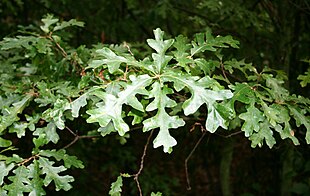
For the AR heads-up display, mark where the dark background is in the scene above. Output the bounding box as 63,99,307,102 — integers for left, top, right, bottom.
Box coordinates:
1,0,310,195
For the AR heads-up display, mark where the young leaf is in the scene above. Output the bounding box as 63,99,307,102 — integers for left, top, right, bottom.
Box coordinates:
38,157,74,191
0,162,14,185
143,82,185,153
40,14,59,33
109,176,123,196
147,28,174,73
53,19,84,31
87,75,153,136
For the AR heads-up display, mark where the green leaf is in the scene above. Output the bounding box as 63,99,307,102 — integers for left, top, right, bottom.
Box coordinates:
38,157,74,191
172,35,193,72
53,19,84,31
297,67,310,87
147,28,174,73
0,162,14,186
39,149,84,169
162,72,233,132
70,94,88,118
151,192,163,196
263,74,289,101
147,28,174,55
288,105,310,144
9,122,28,138
4,166,31,195
229,83,256,104
0,95,32,133
28,161,46,196
42,99,69,130
239,105,265,137
33,122,59,145
0,138,12,148
190,30,239,57
249,120,276,148
143,82,185,153
109,176,123,196
0,36,39,50
40,14,59,33
87,74,153,136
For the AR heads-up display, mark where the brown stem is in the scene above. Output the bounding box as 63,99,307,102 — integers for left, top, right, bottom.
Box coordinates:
47,33,68,58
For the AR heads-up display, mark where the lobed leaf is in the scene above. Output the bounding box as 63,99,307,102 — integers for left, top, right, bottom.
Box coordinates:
143,82,185,153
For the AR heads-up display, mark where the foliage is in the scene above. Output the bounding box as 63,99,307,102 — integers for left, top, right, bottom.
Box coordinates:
0,10,309,195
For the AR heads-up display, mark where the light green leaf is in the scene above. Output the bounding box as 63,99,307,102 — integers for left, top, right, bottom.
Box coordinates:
70,94,88,118
109,176,123,196
147,28,174,73
151,192,163,196
147,28,174,54
39,149,84,169
190,30,239,57
162,72,233,132
87,48,127,73
143,82,185,153
239,105,265,137
38,157,74,191
87,75,153,136
0,162,14,186
40,14,59,33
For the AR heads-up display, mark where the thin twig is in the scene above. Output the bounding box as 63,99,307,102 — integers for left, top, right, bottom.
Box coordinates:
129,130,154,196
185,123,208,190
64,126,101,149
215,131,243,138
47,33,68,58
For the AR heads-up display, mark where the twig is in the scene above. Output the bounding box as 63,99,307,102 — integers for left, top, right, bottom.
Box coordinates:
129,130,154,196
215,131,242,138
185,123,208,190
18,154,39,166
47,33,68,58
64,126,101,149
